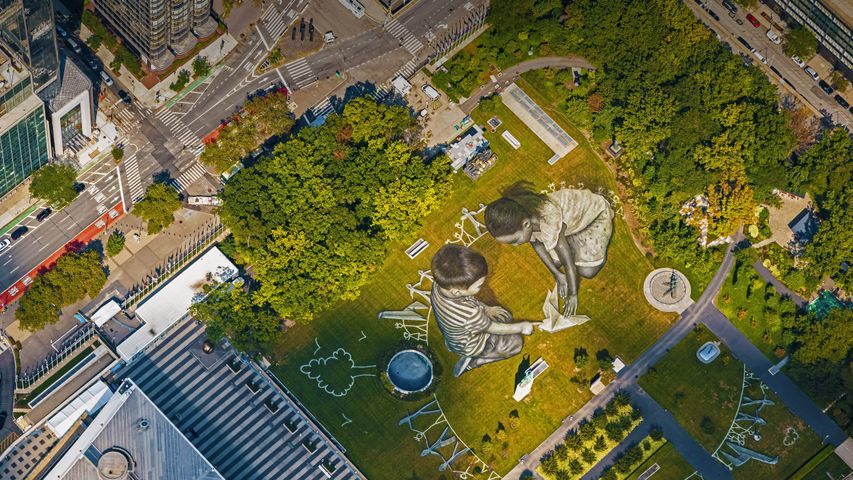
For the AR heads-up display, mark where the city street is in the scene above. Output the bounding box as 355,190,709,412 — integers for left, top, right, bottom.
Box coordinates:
689,0,852,127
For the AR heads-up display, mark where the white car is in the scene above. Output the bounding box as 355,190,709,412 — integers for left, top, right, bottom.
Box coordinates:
751,48,768,65
766,29,781,45
0,238,10,252
804,66,820,81
791,55,805,67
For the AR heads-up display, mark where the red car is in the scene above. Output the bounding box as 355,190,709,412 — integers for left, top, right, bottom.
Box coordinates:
746,13,760,27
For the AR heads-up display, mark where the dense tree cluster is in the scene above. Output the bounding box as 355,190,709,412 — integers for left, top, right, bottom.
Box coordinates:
220,98,452,322
29,163,78,208
133,183,182,234
200,91,295,173
16,250,107,331
189,282,280,353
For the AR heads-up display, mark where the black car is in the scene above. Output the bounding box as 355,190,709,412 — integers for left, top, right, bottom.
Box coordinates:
737,36,751,50
818,80,834,95
74,182,86,193
118,90,132,104
11,226,28,240
835,94,850,109
36,208,52,222
708,9,720,21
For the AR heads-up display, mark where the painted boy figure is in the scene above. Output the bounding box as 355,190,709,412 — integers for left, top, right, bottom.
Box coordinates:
431,245,536,378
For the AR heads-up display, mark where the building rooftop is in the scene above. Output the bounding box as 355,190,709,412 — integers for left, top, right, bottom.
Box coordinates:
117,247,237,362
119,320,363,480
0,42,29,97
448,125,489,170
38,56,92,114
820,0,852,33
43,379,224,480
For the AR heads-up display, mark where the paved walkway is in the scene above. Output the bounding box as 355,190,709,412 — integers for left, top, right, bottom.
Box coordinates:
459,56,593,114
751,259,807,307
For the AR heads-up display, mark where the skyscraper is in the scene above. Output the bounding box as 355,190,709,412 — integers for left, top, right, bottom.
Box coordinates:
0,0,60,93
95,0,219,72
0,44,50,199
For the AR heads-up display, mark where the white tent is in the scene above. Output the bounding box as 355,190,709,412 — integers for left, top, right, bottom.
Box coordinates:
89,300,121,327
46,380,112,438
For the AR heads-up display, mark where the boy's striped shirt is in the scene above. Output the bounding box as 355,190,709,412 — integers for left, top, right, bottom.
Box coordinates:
431,285,490,356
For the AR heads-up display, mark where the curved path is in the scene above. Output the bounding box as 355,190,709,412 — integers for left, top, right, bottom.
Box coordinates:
507,229,850,479
458,56,594,114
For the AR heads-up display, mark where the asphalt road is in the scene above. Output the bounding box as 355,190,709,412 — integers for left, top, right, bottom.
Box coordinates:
180,0,482,138
690,0,852,127
0,162,124,296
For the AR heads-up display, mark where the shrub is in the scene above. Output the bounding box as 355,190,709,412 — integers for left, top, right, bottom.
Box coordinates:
554,443,568,461
565,432,583,450
593,435,607,451
106,231,125,257
701,416,715,434
649,427,663,441
579,422,597,441
170,69,191,92
568,458,583,474
581,447,596,464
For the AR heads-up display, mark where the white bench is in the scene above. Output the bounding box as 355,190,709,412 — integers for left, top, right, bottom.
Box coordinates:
405,238,429,259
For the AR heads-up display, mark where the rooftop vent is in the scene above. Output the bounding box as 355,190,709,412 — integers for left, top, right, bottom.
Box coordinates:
97,450,129,480
136,418,150,432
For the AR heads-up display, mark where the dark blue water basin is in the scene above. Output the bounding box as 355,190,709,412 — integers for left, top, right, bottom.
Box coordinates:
387,350,433,393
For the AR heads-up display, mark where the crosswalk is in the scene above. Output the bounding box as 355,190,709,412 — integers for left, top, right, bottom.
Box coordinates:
284,58,315,89
169,162,209,192
394,58,421,80
261,5,288,42
154,109,204,156
124,151,144,202
114,108,140,131
385,19,423,56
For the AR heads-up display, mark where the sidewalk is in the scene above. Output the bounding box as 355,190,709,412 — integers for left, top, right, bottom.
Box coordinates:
0,182,38,236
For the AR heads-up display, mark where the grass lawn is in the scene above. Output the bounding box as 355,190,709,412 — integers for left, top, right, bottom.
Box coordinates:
800,450,853,480
265,82,676,478
716,258,795,360
638,325,742,452
625,442,695,480
519,72,721,298
470,100,554,167
639,326,824,479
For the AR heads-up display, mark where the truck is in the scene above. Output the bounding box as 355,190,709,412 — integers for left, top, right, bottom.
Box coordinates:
421,84,441,101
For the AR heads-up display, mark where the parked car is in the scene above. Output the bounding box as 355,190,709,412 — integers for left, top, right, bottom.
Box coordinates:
11,226,28,240
818,80,834,95
722,0,737,15
87,57,100,71
118,90,132,104
746,13,760,27
804,66,820,81
751,48,768,65
0,238,10,252
65,38,81,54
737,36,752,50
834,94,850,109
100,70,113,87
791,55,805,67
56,25,67,38
36,208,52,222
766,29,781,44
73,182,86,193
708,9,720,21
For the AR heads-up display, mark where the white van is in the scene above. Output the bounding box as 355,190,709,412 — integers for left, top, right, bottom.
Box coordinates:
751,48,767,65
66,38,81,54
766,29,781,45
100,70,114,87
421,84,441,101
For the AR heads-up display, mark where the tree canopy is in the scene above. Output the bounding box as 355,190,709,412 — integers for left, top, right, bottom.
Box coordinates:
16,250,107,331
189,283,280,352
29,163,78,208
133,183,181,234
784,26,818,59
200,91,295,173
220,99,451,322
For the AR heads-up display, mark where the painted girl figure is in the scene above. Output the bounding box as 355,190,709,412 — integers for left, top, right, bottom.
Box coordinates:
484,183,614,315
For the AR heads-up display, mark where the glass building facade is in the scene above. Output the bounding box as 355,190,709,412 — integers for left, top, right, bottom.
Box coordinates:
772,0,852,71
0,104,49,198
0,0,59,92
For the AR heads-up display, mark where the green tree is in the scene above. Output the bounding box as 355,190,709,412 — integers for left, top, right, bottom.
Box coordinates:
830,71,849,91
581,447,596,464
785,26,818,59
30,163,78,208
16,250,106,331
342,97,416,148
220,104,450,322
189,284,281,352
106,231,125,257
192,56,211,78
111,146,124,163
134,183,181,234
86,34,102,51
564,432,583,451
600,468,617,480
593,435,607,451
170,70,191,92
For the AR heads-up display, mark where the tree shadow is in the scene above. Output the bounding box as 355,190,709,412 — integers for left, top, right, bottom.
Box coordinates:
514,354,531,388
